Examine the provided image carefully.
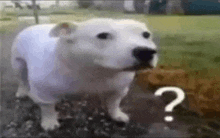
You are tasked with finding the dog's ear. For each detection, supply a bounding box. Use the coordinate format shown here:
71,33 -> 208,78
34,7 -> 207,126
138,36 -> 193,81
49,22 -> 77,37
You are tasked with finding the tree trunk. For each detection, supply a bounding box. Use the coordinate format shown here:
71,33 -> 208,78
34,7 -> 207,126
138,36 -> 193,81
32,0 -> 39,24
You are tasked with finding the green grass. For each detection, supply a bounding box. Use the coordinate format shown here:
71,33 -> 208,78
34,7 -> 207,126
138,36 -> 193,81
5,12 -> 17,16
146,16 -> 220,78
1,9 -> 220,78
0,17 -> 11,21
0,18 -> 18,34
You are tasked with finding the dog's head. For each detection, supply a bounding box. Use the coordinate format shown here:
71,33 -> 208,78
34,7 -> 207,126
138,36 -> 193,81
50,18 -> 158,71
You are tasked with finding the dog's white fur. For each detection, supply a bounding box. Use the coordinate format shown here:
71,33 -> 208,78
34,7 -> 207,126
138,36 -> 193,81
11,18 -> 158,130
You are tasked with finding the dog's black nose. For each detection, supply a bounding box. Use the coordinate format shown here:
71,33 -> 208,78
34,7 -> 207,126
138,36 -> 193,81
132,47 -> 157,63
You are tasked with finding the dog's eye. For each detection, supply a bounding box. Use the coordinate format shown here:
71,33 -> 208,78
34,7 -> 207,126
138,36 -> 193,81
66,39 -> 74,44
142,32 -> 150,39
97,32 -> 111,40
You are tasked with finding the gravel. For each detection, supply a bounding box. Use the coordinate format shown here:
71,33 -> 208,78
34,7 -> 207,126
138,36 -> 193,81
2,94 -> 220,138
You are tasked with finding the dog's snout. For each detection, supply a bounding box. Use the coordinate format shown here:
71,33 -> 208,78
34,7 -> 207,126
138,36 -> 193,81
132,47 -> 157,63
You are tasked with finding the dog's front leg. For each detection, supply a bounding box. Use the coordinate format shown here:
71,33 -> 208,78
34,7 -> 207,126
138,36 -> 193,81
39,103 -> 60,131
106,87 -> 129,123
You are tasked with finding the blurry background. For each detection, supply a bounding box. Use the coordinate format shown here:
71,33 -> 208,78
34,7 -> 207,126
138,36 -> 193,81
1,0 -> 220,15
0,0 -> 220,137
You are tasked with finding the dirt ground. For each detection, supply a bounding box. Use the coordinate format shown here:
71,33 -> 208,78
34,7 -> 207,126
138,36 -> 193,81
1,23 -> 220,138
136,68 -> 220,116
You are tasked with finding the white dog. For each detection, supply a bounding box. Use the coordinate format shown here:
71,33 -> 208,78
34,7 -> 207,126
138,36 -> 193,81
11,18 -> 158,130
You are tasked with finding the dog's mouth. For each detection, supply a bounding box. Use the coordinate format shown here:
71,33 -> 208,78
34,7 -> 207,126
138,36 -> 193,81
123,63 -> 153,71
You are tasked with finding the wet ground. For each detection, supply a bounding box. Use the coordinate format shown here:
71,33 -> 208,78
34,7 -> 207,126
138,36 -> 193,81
1,23 -> 220,138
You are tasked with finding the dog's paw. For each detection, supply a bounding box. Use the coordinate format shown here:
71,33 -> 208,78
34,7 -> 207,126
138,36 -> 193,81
111,109 -> 129,123
41,118 -> 60,131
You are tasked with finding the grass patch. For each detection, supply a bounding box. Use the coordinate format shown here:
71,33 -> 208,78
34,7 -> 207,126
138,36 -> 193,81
51,10 -> 76,15
213,56 -> 220,63
146,16 -> 220,78
0,17 -> 11,21
6,12 -> 17,16
0,17 -> 18,34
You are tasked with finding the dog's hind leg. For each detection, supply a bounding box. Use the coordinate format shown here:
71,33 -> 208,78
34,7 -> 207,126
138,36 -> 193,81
12,58 -> 30,98
11,40 -> 30,98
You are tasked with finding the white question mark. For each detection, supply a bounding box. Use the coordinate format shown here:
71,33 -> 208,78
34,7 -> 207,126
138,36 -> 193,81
154,87 -> 185,122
